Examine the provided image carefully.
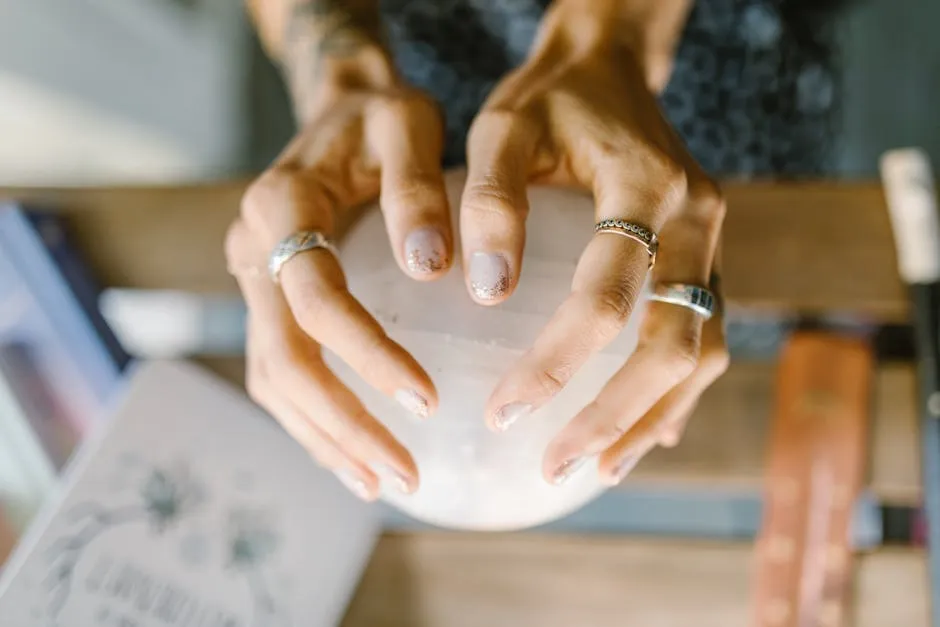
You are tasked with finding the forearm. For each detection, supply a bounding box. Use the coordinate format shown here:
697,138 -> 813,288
534,0 -> 693,92
247,0 -> 396,121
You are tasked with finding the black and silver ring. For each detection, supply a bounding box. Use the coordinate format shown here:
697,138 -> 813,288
649,282 -> 716,320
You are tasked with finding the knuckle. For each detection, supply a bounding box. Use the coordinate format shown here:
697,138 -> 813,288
532,364 -> 569,399
240,168 -> 288,226
650,339 -> 699,385
464,177 -> 519,221
701,344 -> 731,380
382,170 -> 445,209
245,376 -> 266,406
469,109 -> 520,138
639,147 -> 686,198
224,218 -> 251,266
687,178 -> 726,225
587,280 -> 640,337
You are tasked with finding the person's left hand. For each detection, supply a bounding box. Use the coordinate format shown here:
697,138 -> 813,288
459,7 -> 729,486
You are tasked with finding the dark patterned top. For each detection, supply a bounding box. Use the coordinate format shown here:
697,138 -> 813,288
380,0 -> 841,177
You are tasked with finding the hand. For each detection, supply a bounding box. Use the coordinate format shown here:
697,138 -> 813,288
225,67 -> 452,501
461,4 -> 728,485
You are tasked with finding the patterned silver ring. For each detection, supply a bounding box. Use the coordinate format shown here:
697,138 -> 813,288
593,219 -> 659,269
268,230 -> 340,284
649,283 -> 716,320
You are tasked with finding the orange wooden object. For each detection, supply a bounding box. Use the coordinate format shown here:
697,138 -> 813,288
752,333 -> 874,627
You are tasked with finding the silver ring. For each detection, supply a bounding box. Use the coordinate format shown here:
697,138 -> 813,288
268,230 -> 339,284
649,283 -> 716,320
594,219 -> 659,269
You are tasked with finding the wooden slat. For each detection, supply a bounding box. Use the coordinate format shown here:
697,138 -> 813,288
0,177 -> 911,318
195,355 -> 922,505
631,360 -> 919,505
341,533 -> 928,627
752,335 -> 873,627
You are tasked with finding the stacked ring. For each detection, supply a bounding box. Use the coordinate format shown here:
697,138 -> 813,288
593,219 -> 659,269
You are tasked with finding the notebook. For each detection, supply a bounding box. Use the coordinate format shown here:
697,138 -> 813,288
0,360 -> 380,627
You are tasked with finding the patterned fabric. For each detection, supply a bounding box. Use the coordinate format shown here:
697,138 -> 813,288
380,0 -> 841,177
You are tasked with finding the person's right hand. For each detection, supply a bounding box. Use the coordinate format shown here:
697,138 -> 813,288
225,75 -> 451,502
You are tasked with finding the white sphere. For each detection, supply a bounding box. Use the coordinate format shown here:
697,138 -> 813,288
325,170 -> 645,531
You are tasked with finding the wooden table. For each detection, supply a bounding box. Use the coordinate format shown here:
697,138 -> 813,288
341,534 -> 928,627
1,178 -> 927,624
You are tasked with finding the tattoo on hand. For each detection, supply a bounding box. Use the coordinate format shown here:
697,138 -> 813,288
284,0 -> 383,82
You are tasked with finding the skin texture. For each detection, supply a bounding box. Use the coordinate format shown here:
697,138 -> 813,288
230,0 -> 727,500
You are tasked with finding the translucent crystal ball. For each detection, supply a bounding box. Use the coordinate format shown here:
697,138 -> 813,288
324,170 -> 645,531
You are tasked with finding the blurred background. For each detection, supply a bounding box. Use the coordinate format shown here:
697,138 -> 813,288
0,0 -> 937,186
0,2 -> 938,623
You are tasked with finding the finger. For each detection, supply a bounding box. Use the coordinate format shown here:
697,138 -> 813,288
230,229 -> 420,493
275,352 -> 420,494
543,182 -> 723,483
544,300 -> 702,484
659,235 -> 726,447
241,171 -> 439,418
280,252 -> 437,417
460,110 -> 539,304
484,160 -> 684,431
657,293 -> 728,448
369,95 -> 453,280
244,313 -> 381,501
250,378 -> 381,502
656,404 -> 695,448
595,344 -> 723,486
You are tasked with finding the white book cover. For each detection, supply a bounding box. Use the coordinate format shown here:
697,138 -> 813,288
0,360 -> 381,627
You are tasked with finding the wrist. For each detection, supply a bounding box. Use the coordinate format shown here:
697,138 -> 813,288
533,0 -> 691,92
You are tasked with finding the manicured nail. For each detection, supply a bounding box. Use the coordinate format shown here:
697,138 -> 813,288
376,464 -> 414,494
494,402 -> 532,431
395,388 -> 430,419
405,227 -> 447,274
335,469 -> 372,501
607,453 -> 641,485
469,252 -> 510,301
551,456 -> 589,486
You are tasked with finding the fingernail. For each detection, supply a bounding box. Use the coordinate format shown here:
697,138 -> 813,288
607,453 -> 641,485
405,227 -> 447,274
395,388 -> 430,419
376,464 -> 415,494
469,252 -> 510,301
551,456 -> 589,486
494,402 -> 532,431
335,469 -> 373,501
